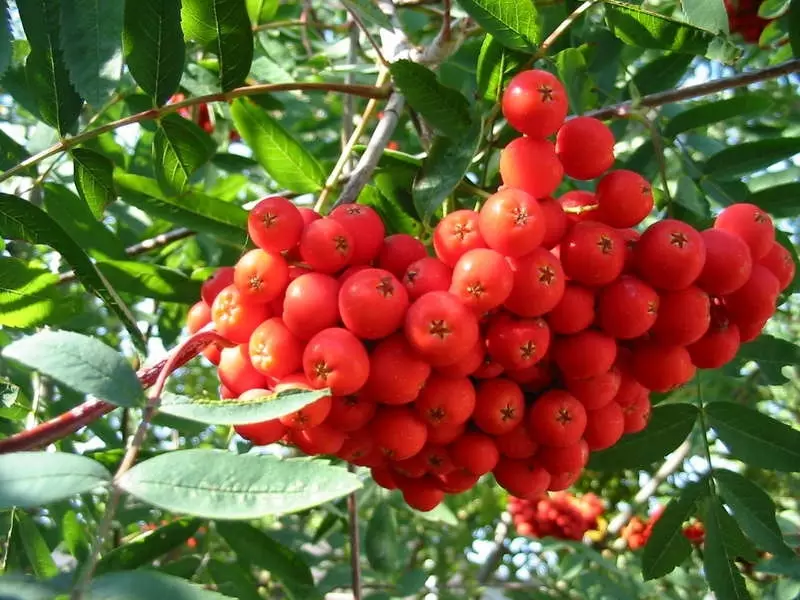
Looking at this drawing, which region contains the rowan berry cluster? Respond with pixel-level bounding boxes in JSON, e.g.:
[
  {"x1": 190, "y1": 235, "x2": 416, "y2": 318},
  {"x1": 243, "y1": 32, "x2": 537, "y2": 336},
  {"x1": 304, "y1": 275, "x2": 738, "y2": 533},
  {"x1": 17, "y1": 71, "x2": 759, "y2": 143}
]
[
  {"x1": 508, "y1": 492, "x2": 604, "y2": 541},
  {"x1": 621, "y1": 508, "x2": 705, "y2": 549},
  {"x1": 185, "y1": 68, "x2": 794, "y2": 512},
  {"x1": 724, "y1": 0, "x2": 774, "y2": 43}
]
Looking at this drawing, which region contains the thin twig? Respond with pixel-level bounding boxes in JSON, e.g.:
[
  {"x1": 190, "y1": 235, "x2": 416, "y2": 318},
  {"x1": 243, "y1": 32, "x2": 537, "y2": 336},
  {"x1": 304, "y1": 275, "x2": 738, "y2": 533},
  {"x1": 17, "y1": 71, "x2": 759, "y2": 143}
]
[
  {"x1": 347, "y1": 465, "x2": 362, "y2": 600},
  {"x1": 534, "y1": 0, "x2": 597, "y2": 60},
  {"x1": 477, "y1": 511, "x2": 512, "y2": 583},
  {"x1": 344, "y1": 3, "x2": 389, "y2": 67},
  {"x1": 442, "y1": 0, "x2": 452, "y2": 41}
]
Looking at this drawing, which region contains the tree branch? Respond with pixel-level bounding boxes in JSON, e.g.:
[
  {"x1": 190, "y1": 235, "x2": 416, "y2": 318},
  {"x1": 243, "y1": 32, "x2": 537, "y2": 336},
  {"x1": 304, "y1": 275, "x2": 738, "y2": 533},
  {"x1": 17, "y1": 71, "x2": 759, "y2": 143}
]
[{"x1": 477, "y1": 511, "x2": 512, "y2": 584}]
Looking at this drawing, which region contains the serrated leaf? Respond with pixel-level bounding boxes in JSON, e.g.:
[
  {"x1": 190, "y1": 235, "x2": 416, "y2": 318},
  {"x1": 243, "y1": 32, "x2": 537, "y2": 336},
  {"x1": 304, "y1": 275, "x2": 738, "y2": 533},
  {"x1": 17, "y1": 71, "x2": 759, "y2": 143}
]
[
  {"x1": 14, "y1": 512, "x2": 58, "y2": 579},
  {"x1": 642, "y1": 479, "x2": 708, "y2": 579},
  {"x1": 365, "y1": 502, "x2": 400, "y2": 573},
  {"x1": 231, "y1": 98, "x2": 325, "y2": 193},
  {"x1": 588, "y1": 403, "x2": 699, "y2": 470},
  {"x1": 555, "y1": 47, "x2": 597, "y2": 114},
  {"x1": 114, "y1": 173, "x2": 248, "y2": 245},
  {"x1": 159, "y1": 388, "x2": 329, "y2": 425},
  {"x1": 123, "y1": 0, "x2": 185, "y2": 105},
  {"x1": 341, "y1": 0, "x2": 392, "y2": 30},
  {"x1": 72, "y1": 148, "x2": 117, "y2": 219},
  {"x1": 59, "y1": 0, "x2": 124, "y2": 106},
  {"x1": 390, "y1": 60, "x2": 475, "y2": 139},
  {"x1": 246, "y1": 0, "x2": 278, "y2": 24},
  {"x1": 0, "y1": 193, "x2": 145, "y2": 351},
  {"x1": 96, "y1": 259, "x2": 202, "y2": 303},
  {"x1": 705, "y1": 138, "x2": 800, "y2": 179},
  {"x1": 748, "y1": 183, "x2": 800, "y2": 218},
  {"x1": 413, "y1": 124, "x2": 482, "y2": 224},
  {"x1": 0, "y1": 256, "x2": 80, "y2": 327},
  {"x1": 0, "y1": 129, "x2": 34, "y2": 175},
  {"x1": 17, "y1": 0, "x2": 84, "y2": 135},
  {"x1": 680, "y1": 0, "x2": 729, "y2": 33},
  {"x1": 705, "y1": 402, "x2": 800, "y2": 472},
  {"x1": 88, "y1": 570, "x2": 234, "y2": 600},
  {"x1": 476, "y1": 33, "x2": 527, "y2": 102},
  {"x1": 96, "y1": 519, "x2": 202, "y2": 574},
  {"x1": 181, "y1": 0, "x2": 253, "y2": 91},
  {"x1": 216, "y1": 521, "x2": 315, "y2": 598},
  {"x1": 604, "y1": 0, "x2": 718, "y2": 55},
  {"x1": 714, "y1": 469, "x2": 795, "y2": 558},
  {"x1": 0, "y1": 0, "x2": 10, "y2": 77},
  {"x1": 704, "y1": 498, "x2": 753, "y2": 600},
  {"x1": 664, "y1": 94, "x2": 774, "y2": 137},
  {"x1": 154, "y1": 114, "x2": 216, "y2": 193},
  {"x1": 736, "y1": 334, "x2": 800, "y2": 384},
  {"x1": 118, "y1": 449, "x2": 362, "y2": 519},
  {"x1": 0, "y1": 451, "x2": 111, "y2": 509},
  {"x1": 457, "y1": 0, "x2": 540, "y2": 52},
  {"x1": 2, "y1": 330, "x2": 145, "y2": 408}
]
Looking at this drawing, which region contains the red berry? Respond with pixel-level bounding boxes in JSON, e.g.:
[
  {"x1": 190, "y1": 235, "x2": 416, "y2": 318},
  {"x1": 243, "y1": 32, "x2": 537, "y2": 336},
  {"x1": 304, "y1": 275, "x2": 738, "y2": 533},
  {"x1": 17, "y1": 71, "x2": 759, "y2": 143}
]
[
  {"x1": 433, "y1": 210, "x2": 486, "y2": 268},
  {"x1": 486, "y1": 314, "x2": 551, "y2": 370},
  {"x1": 560, "y1": 221, "x2": 625, "y2": 286},
  {"x1": 583, "y1": 402, "x2": 624, "y2": 451},
  {"x1": 427, "y1": 422, "x2": 466, "y2": 445},
  {"x1": 502, "y1": 70, "x2": 568, "y2": 139},
  {"x1": 504, "y1": 248, "x2": 566, "y2": 317},
  {"x1": 478, "y1": 188, "x2": 546, "y2": 256},
  {"x1": 472, "y1": 378, "x2": 525, "y2": 435},
  {"x1": 714, "y1": 203, "x2": 774, "y2": 261},
  {"x1": 613, "y1": 370, "x2": 649, "y2": 408},
  {"x1": 201, "y1": 267, "x2": 235, "y2": 306},
  {"x1": 235, "y1": 417, "x2": 287, "y2": 446},
  {"x1": 687, "y1": 308, "x2": 741, "y2": 369},
  {"x1": 597, "y1": 276, "x2": 659, "y2": 339},
  {"x1": 619, "y1": 228, "x2": 640, "y2": 273},
  {"x1": 493, "y1": 458, "x2": 551, "y2": 498},
  {"x1": 538, "y1": 196, "x2": 569, "y2": 249},
  {"x1": 552, "y1": 330, "x2": 617, "y2": 379},
  {"x1": 404, "y1": 291, "x2": 480, "y2": 366},
  {"x1": 496, "y1": 424, "x2": 539, "y2": 459},
  {"x1": 630, "y1": 342, "x2": 695, "y2": 392},
  {"x1": 416, "y1": 445, "x2": 455, "y2": 475},
  {"x1": 403, "y1": 257, "x2": 452, "y2": 300},
  {"x1": 538, "y1": 439, "x2": 589, "y2": 474},
  {"x1": 371, "y1": 466, "x2": 398, "y2": 490},
  {"x1": 277, "y1": 375, "x2": 332, "y2": 430},
  {"x1": 371, "y1": 406, "x2": 428, "y2": 460},
  {"x1": 547, "y1": 468, "x2": 582, "y2": 491},
  {"x1": 326, "y1": 393, "x2": 376, "y2": 432},
  {"x1": 595, "y1": 170, "x2": 654, "y2": 228},
  {"x1": 292, "y1": 424, "x2": 346, "y2": 455},
  {"x1": 233, "y1": 249, "x2": 289, "y2": 304},
  {"x1": 499, "y1": 137, "x2": 564, "y2": 199},
  {"x1": 650, "y1": 286, "x2": 711, "y2": 346},
  {"x1": 527, "y1": 390, "x2": 587, "y2": 448},
  {"x1": 212, "y1": 284, "x2": 271, "y2": 344},
  {"x1": 622, "y1": 393, "x2": 651, "y2": 434},
  {"x1": 329, "y1": 204, "x2": 385, "y2": 265},
  {"x1": 187, "y1": 301, "x2": 211, "y2": 334},
  {"x1": 564, "y1": 367, "x2": 621, "y2": 410},
  {"x1": 759, "y1": 241, "x2": 795, "y2": 292},
  {"x1": 635, "y1": 219, "x2": 706, "y2": 291},
  {"x1": 299, "y1": 218, "x2": 354, "y2": 274},
  {"x1": 450, "y1": 248, "x2": 514, "y2": 313},
  {"x1": 558, "y1": 190, "x2": 599, "y2": 224},
  {"x1": 339, "y1": 268, "x2": 409, "y2": 339},
  {"x1": 546, "y1": 284, "x2": 596, "y2": 335},
  {"x1": 437, "y1": 468, "x2": 480, "y2": 494},
  {"x1": 248, "y1": 196, "x2": 304, "y2": 253},
  {"x1": 282, "y1": 273, "x2": 340, "y2": 340},
  {"x1": 415, "y1": 374, "x2": 476, "y2": 427},
  {"x1": 401, "y1": 476, "x2": 444, "y2": 511},
  {"x1": 723, "y1": 264, "x2": 780, "y2": 325},
  {"x1": 450, "y1": 432, "x2": 500, "y2": 476},
  {"x1": 377, "y1": 234, "x2": 428, "y2": 279},
  {"x1": 556, "y1": 117, "x2": 615, "y2": 180},
  {"x1": 303, "y1": 328, "x2": 370, "y2": 396},
  {"x1": 363, "y1": 333, "x2": 431, "y2": 405},
  {"x1": 337, "y1": 428, "x2": 374, "y2": 462},
  {"x1": 249, "y1": 318, "x2": 303, "y2": 378},
  {"x1": 435, "y1": 340, "x2": 485, "y2": 378},
  {"x1": 696, "y1": 229, "x2": 753, "y2": 296},
  {"x1": 218, "y1": 344, "x2": 268, "y2": 396}
]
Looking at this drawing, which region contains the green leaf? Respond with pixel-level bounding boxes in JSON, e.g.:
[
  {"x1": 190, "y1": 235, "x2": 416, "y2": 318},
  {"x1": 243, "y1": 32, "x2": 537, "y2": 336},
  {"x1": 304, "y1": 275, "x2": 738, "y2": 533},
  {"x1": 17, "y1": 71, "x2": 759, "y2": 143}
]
[
  {"x1": 62, "y1": 509, "x2": 90, "y2": 562},
  {"x1": 59, "y1": 0, "x2": 124, "y2": 106},
  {"x1": 14, "y1": 512, "x2": 58, "y2": 579},
  {"x1": 630, "y1": 53, "x2": 694, "y2": 97},
  {"x1": 0, "y1": 576, "x2": 60, "y2": 600},
  {"x1": 17, "y1": 0, "x2": 84, "y2": 135},
  {"x1": 705, "y1": 402, "x2": 800, "y2": 472},
  {"x1": 704, "y1": 498, "x2": 752, "y2": 600},
  {"x1": 365, "y1": 502, "x2": 400, "y2": 573},
  {"x1": 118, "y1": 450, "x2": 362, "y2": 519},
  {"x1": 791, "y1": 0, "x2": 800, "y2": 58},
  {"x1": 216, "y1": 521, "x2": 315, "y2": 598},
  {"x1": 96, "y1": 519, "x2": 202, "y2": 574},
  {"x1": 664, "y1": 94, "x2": 774, "y2": 138},
  {"x1": 123, "y1": 0, "x2": 185, "y2": 105},
  {"x1": 0, "y1": 129, "x2": 34, "y2": 175},
  {"x1": 604, "y1": 0, "x2": 718, "y2": 55},
  {"x1": 737, "y1": 334, "x2": 800, "y2": 384},
  {"x1": 705, "y1": 138, "x2": 800, "y2": 180},
  {"x1": 389, "y1": 60, "x2": 474, "y2": 139},
  {"x1": 2, "y1": 330, "x2": 145, "y2": 408},
  {"x1": 555, "y1": 47, "x2": 597, "y2": 114},
  {"x1": 642, "y1": 479, "x2": 708, "y2": 579},
  {"x1": 72, "y1": 148, "x2": 118, "y2": 219},
  {"x1": 154, "y1": 114, "x2": 217, "y2": 194},
  {"x1": 588, "y1": 403, "x2": 699, "y2": 470},
  {"x1": 96, "y1": 260, "x2": 202, "y2": 303},
  {"x1": 88, "y1": 570, "x2": 234, "y2": 600},
  {"x1": 457, "y1": 0, "x2": 540, "y2": 52},
  {"x1": 714, "y1": 469, "x2": 795, "y2": 558},
  {"x1": 0, "y1": 193, "x2": 145, "y2": 351},
  {"x1": 756, "y1": 555, "x2": 800, "y2": 578},
  {"x1": 359, "y1": 180, "x2": 422, "y2": 237},
  {"x1": 246, "y1": 0, "x2": 278, "y2": 24},
  {"x1": 0, "y1": 451, "x2": 111, "y2": 509},
  {"x1": 114, "y1": 173, "x2": 248, "y2": 245},
  {"x1": 231, "y1": 99, "x2": 326, "y2": 193},
  {"x1": 410, "y1": 501, "x2": 458, "y2": 526},
  {"x1": 43, "y1": 183, "x2": 126, "y2": 259},
  {"x1": 0, "y1": 256, "x2": 80, "y2": 328},
  {"x1": 341, "y1": 0, "x2": 393, "y2": 30},
  {"x1": 180, "y1": 0, "x2": 253, "y2": 91},
  {"x1": 759, "y1": 0, "x2": 791, "y2": 18},
  {"x1": 0, "y1": 0, "x2": 10, "y2": 77},
  {"x1": 159, "y1": 388, "x2": 330, "y2": 425},
  {"x1": 413, "y1": 124, "x2": 482, "y2": 224},
  {"x1": 476, "y1": 33, "x2": 527, "y2": 102},
  {"x1": 680, "y1": 0, "x2": 729, "y2": 33},
  {"x1": 749, "y1": 183, "x2": 800, "y2": 219},
  {"x1": 206, "y1": 559, "x2": 262, "y2": 600}
]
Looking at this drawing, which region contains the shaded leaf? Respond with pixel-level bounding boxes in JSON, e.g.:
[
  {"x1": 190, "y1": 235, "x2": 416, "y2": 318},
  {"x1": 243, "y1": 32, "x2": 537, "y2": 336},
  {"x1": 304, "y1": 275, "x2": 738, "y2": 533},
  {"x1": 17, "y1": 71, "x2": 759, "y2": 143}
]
[
  {"x1": 62, "y1": 509, "x2": 90, "y2": 562},
  {"x1": 630, "y1": 53, "x2": 694, "y2": 97},
  {"x1": 0, "y1": 193, "x2": 145, "y2": 351},
  {"x1": 791, "y1": 0, "x2": 800, "y2": 58},
  {"x1": 72, "y1": 148, "x2": 118, "y2": 219},
  {"x1": 0, "y1": 0, "x2": 10, "y2": 77},
  {"x1": 181, "y1": 0, "x2": 253, "y2": 91},
  {"x1": 0, "y1": 451, "x2": 111, "y2": 509},
  {"x1": 231, "y1": 98, "x2": 325, "y2": 193},
  {"x1": 96, "y1": 259, "x2": 202, "y2": 303},
  {"x1": 341, "y1": 0, "x2": 392, "y2": 30},
  {"x1": 0, "y1": 256, "x2": 80, "y2": 328},
  {"x1": 365, "y1": 502, "x2": 400, "y2": 573},
  {"x1": 0, "y1": 576, "x2": 60, "y2": 600},
  {"x1": 207, "y1": 559, "x2": 262, "y2": 600},
  {"x1": 2, "y1": 330, "x2": 145, "y2": 408},
  {"x1": 118, "y1": 450, "x2": 362, "y2": 519},
  {"x1": 14, "y1": 512, "x2": 58, "y2": 579},
  {"x1": 704, "y1": 497, "x2": 752, "y2": 600},
  {"x1": 680, "y1": 0, "x2": 729, "y2": 33},
  {"x1": 88, "y1": 571, "x2": 234, "y2": 600},
  {"x1": 555, "y1": 47, "x2": 597, "y2": 114},
  {"x1": 664, "y1": 94, "x2": 774, "y2": 138},
  {"x1": 457, "y1": 0, "x2": 540, "y2": 51},
  {"x1": 476, "y1": 33, "x2": 527, "y2": 102},
  {"x1": 736, "y1": 333, "x2": 800, "y2": 385},
  {"x1": 59, "y1": 0, "x2": 124, "y2": 106},
  {"x1": 588, "y1": 403, "x2": 699, "y2": 470},
  {"x1": 705, "y1": 138, "x2": 800, "y2": 179},
  {"x1": 0, "y1": 129, "x2": 34, "y2": 175},
  {"x1": 153, "y1": 114, "x2": 216, "y2": 193},
  {"x1": 123, "y1": 0, "x2": 185, "y2": 105},
  {"x1": 706, "y1": 401, "x2": 800, "y2": 472},
  {"x1": 96, "y1": 519, "x2": 202, "y2": 574},
  {"x1": 159, "y1": 388, "x2": 330, "y2": 425},
  {"x1": 748, "y1": 183, "x2": 800, "y2": 219}
]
